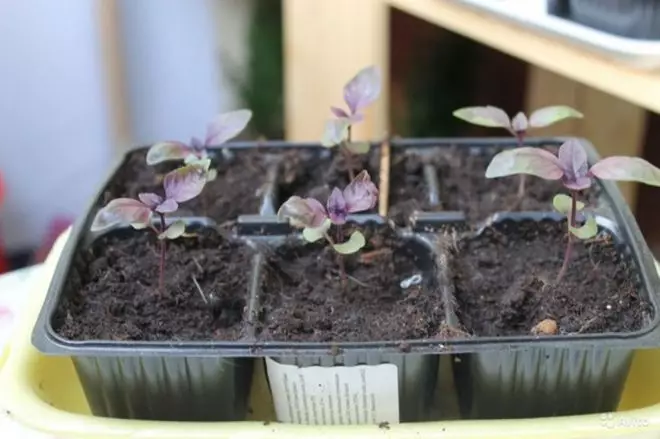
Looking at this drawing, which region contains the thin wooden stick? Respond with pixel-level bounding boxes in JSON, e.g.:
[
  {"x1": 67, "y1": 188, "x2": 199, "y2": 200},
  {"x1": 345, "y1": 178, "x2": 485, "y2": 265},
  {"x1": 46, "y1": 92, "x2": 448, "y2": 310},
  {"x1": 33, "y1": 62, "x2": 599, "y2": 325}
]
[
  {"x1": 191, "y1": 275, "x2": 209, "y2": 305},
  {"x1": 379, "y1": 140, "x2": 390, "y2": 217}
]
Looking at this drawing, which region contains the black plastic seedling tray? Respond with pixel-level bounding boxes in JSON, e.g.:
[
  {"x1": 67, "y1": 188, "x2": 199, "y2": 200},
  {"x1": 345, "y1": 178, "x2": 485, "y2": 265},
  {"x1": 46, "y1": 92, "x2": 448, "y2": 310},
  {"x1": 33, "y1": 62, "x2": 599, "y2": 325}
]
[{"x1": 31, "y1": 137, "x2": 660, "y2": 422}]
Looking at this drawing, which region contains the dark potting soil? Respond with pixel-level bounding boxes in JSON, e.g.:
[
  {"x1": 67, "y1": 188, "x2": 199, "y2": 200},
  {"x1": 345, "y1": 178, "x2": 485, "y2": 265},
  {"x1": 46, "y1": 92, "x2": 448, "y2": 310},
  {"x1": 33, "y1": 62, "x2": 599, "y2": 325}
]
[
  {"x1": 278, "y1": 149, "x2": 380, "y2": 211},
  {"x1": 54, "y1": 228, "x2": 253, "y2": 341},
  {"x1": 388, "y1": 151, "x2": 440, "y2": 225},
  {"x1": 103, "y1": 149, "x2": 270, "y2": 224},
  {"x1": 258, "y1": 223, "x2": 447, "y2": 342},
  {"x1": 434, "y1": 146, "x2": 600, "y2": 222},
  {"x1": 453, "y1": 219, "x2": 653, "y2": 337}
]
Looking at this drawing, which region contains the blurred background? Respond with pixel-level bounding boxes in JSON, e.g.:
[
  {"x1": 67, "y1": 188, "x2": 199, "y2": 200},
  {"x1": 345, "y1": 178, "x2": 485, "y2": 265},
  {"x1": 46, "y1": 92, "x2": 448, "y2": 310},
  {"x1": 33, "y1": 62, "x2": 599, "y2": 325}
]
[{"x1": 2, "y1": 0, "x2": 660, "y2": 271}]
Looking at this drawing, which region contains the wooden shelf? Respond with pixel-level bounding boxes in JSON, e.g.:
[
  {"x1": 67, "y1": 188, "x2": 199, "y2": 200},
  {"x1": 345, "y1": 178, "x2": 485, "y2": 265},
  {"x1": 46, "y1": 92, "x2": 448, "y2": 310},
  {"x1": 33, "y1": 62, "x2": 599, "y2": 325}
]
[{"x1": 387, "y1": 0, "x2": 660, "y2": 114}]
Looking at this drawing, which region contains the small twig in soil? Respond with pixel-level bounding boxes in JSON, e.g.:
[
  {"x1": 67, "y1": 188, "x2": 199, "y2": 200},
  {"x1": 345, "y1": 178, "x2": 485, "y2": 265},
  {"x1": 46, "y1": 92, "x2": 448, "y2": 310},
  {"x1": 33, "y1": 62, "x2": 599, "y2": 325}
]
[
  {"x1": 577, "y1": 316, "x2": 599, "y2": 334},
  {"x1": 359, "y1": 248, "x2": 392, "y2": 264},
  {"x1": 192, "y1": 275, "x2": 209, "y2": 305},
  {"x1": 346, "y1": 274, "x2": 369, "y2": 288},
  {"x1": 192, "y1": 256, "x2": 204, "y2": 273}
]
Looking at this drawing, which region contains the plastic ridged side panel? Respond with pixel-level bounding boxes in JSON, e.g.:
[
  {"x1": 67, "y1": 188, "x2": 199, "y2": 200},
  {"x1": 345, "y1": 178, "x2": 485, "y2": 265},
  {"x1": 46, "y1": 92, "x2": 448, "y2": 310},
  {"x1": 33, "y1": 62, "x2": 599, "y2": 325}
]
[
  {"x1": 271, "y1": 353, "x2": 439, "y2": 422},
  {"x1": 453, "y1": 347, "x2": 633, "y2": 419},
  {"x1": 73, "y1": 356, "x2": 254, "y2": 421}
]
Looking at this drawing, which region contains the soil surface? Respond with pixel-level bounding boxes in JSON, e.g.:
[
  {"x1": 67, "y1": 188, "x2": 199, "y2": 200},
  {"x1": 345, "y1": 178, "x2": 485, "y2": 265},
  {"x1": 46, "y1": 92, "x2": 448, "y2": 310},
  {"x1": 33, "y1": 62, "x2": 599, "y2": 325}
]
[
  {"x1": 434, "y1": 146, "x2": 599, "y2": 222},
  {"x1": 258, "y1": 223, "x2": 447, "y2": 342},
  {"x1": 278, "y1": 148, "x2": 380, "y2": 212},
  {"x1": 54, "y1": 227, "x2": 254, "y2": 341},
  {"x1": 452, "y1": 219, "x2": 652, "y2": 336},
  {"x1": 388, "y1": 151, "x2": 441, "y2": 225},
  {"x1": 104, "y1": 149, "x2": 270, "y2": 224}
]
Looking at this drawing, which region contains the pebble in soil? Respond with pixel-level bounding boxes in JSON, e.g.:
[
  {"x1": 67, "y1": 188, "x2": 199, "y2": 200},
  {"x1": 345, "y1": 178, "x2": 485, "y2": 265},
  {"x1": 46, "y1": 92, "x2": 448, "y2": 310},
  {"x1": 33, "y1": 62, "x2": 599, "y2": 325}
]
[
  {"x1": 102, "y1": 149, "x2": 271, "y2": 224},
  {"x1": 54, "y1": 227, "x2": 254, "y2": 342},
  {"x1": 278, "y1": 148, "x2": 380, "y2": 212},
  {"x1": 452, "y1": 219, "x2": 652, "y2": 336},
  {"x1": 432, "y1": 145, "x2": 600, "y2": 222},
  {"x1": 257, "y1": 222, "x2": 448, "y2": 342}
]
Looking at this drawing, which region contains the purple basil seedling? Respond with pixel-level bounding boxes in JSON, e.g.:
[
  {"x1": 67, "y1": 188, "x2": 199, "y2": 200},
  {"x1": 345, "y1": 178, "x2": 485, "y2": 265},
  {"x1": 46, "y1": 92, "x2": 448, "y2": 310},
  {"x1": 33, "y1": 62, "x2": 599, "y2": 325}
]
[
  {"x1": 277, "y1": 170, "x2": 379, "y2": 286},
  {"x1": 485, "y1": 138, "x2": 660, "y2": 283},
  {"x1": 145, "y1": 109, "x2": 253, "y2": 182},
  {"x1": 453, "y1": 105, "x2": 583, "y2": 198},
  {"x1": 321, "y1": 66, "x2": 382, "y2": 180},
  {"x1": 91, "y1": 160, "x2": 210, "y2": 294}
]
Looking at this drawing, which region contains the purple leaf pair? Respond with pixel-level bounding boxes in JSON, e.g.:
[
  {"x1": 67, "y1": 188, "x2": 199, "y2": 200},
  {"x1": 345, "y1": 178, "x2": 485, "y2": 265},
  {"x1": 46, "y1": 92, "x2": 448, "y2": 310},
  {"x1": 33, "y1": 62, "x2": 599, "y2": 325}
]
[
  {"x1": 146, "y1": 109, "x2": 252, "y2": 165},
  {"x1": 91, "y1": 160, "x2": 210, "y2": 232},
  {"x1": 453, "y1": 105, "x2": 583, "y2": 136},
  {"x1": 322, "y1": 66, "x2": 381, "y2": 147},
  {"x1": 277, "y1": 170, "x2": 379, "y2": 228},
  {"x1": 486, "y1": 138, "x2": 660, "y2": 190},
  {"x1": 331, "y1": 66, "x2": 382, "y2": 123}
]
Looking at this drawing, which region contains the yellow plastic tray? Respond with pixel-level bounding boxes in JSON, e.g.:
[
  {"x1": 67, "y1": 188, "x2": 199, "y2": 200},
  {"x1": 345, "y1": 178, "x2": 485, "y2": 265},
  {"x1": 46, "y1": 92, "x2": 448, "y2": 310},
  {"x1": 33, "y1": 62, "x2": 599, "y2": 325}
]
[{"x1": 2, "y1": 229, "x2": 660, "y2": 438}]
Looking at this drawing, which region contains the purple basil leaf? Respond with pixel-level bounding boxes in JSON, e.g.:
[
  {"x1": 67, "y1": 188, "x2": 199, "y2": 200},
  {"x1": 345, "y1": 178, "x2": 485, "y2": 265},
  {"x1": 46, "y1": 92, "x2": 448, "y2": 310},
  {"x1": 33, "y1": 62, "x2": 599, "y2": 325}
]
[
  {"x1": 589, "y1": 156, "x2": 660, "y2": 186},
  {"x1": 327, "y1": 187, "x2": 348, "y2": 225},
  {"x1": 91, "y1": 198, "x2": 152, "y2": 232},
  {"x1": 511, "y1": 112, "x2": 528, "y2": 133},
  {"x1": 557, "y1": 139, "x2": 591, "y2": 190},
  {"x1": 138, "y1": 193, "x2": 162, "y2": 209},
  {"x1": 277, "y1": 196, "x2": 328, "y2": 228},
  {"x1": 343, "y1": 170, "x2": 378, "y2": 213},
  {"x1": 343, "y1": 66, "x2": 381, "y2": 115},
  {"x1": 330, "y1": 106, "x2": 350, "y2": 118},
  {"x1": 452, "y1": 106, "x2": 511, "y2": 129},
  {"x1": 155, "y1": 199, "x2": 179, "y2": 213},
  {"x1": 163, "y1": 163, "x2": 208, "y2": 203},
  {"x1": 485, "y1": 147, "x2": 563, "y2": 180},
  {"x1": 205, "y1": 109, "x2": 253, "y2": 146},
  {"x1": 529, "y1": 105, "x2": 583, "y2": 128},
  {"x1": 145, "y1": 142, "x2": 193, "y2": 165}
]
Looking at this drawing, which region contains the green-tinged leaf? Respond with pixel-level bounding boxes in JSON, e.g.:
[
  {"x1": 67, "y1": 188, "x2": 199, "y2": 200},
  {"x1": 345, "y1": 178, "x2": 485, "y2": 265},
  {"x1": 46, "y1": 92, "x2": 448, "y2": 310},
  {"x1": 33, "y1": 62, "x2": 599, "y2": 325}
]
[
  {"x1": 321, "y1": 118, "x2": 350, "y2": 147},
  {"x1": 589, "y1": 156, "x2": 660, "y2": 186},
  {"x1": 485, "y1": 147, "x2": 563, "y2": 180},
  {"x1": 302, "y1": 218, "x2": 331, "y2": 242},
  {"x1": 131, "y1": 222, "x2": 150, "y2": 230},
  {"x1": 184, "y1": 154, "x2": 201, "y2": 165},
  {"x1": 146, "y1": 142, "x2": 191, "y2": 165},
  {"x1": 158, "y1": 220, "x2": 186, "y2": 240},
  {"x1": 206, "y1": 168, "x2": 218, "y2": 182},
  {"x1": 552, "y1": 194, "x2": 584, "y2": 215},
  {"x1": 569, "y1": 214, "x2": 598, "y2": 239},
  {"x1": 332, "y1": 231, "x2": 366, "y2": 254},
  {"x1": 529, "y1": 105, "x2": 583, "y2": 128},
  {"x1": 91, "y1": 198, "x2": 152, "y2": 232},
  {"x1": 452, "y1": 106, "x2": 511, "y2": 129},
  {"x1": 345, "y1": 141, "x2": 370, "y2": 154}
]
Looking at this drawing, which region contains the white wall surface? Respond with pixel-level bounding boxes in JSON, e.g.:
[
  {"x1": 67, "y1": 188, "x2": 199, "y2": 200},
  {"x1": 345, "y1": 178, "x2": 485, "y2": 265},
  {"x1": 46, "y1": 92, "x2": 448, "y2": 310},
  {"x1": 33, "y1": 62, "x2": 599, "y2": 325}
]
[
  {"x1": 0, "y1": 0, "x2": 112, "y2": 251},
  {"x1": 0, "y1": 0, "x2": 250, "y2": 252},
  {"x1": 117, "y1": 0, "x2": 239, "y2": 144}
]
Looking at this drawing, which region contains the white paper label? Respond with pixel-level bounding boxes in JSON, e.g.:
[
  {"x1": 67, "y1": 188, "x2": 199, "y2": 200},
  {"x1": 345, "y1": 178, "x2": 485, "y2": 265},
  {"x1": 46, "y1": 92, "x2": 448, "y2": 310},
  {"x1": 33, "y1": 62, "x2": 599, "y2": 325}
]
[{"x1": 265, "y1": 357, "x2": 399, "y2": 425}]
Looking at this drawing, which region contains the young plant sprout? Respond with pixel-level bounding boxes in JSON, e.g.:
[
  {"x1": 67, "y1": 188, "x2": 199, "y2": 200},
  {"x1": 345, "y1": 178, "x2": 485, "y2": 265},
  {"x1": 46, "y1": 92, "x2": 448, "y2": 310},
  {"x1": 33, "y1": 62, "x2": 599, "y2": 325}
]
[
  {"x1": 485, "y1": 138, "x2": 660, "y2": 283},
  {"x1": 321, "y1": 66, "x2": 382, "y2": 180},
  {"x1": 91, "y1": 161, "x2": 210, "y2": 293},
  {"x1": 145, "y1": 109, "x2": 253, "y2": 182},
  {"x1": 453, "y1": 105, "x2": 583, "y2": 198},
  {"x1": 277, "y1": 170, "x2": 379, "y2": 285}
]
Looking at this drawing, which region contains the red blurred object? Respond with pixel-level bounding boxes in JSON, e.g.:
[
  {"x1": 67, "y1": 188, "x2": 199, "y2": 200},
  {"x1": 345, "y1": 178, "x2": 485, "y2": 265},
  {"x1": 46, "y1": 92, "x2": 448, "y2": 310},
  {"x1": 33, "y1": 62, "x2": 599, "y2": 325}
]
[
  {"x1": 34, "y1": 216, "x2": 73, "y2": 263},
  {"x1": 0, "y1": 173, "x2": 7, "y2": 273}
]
